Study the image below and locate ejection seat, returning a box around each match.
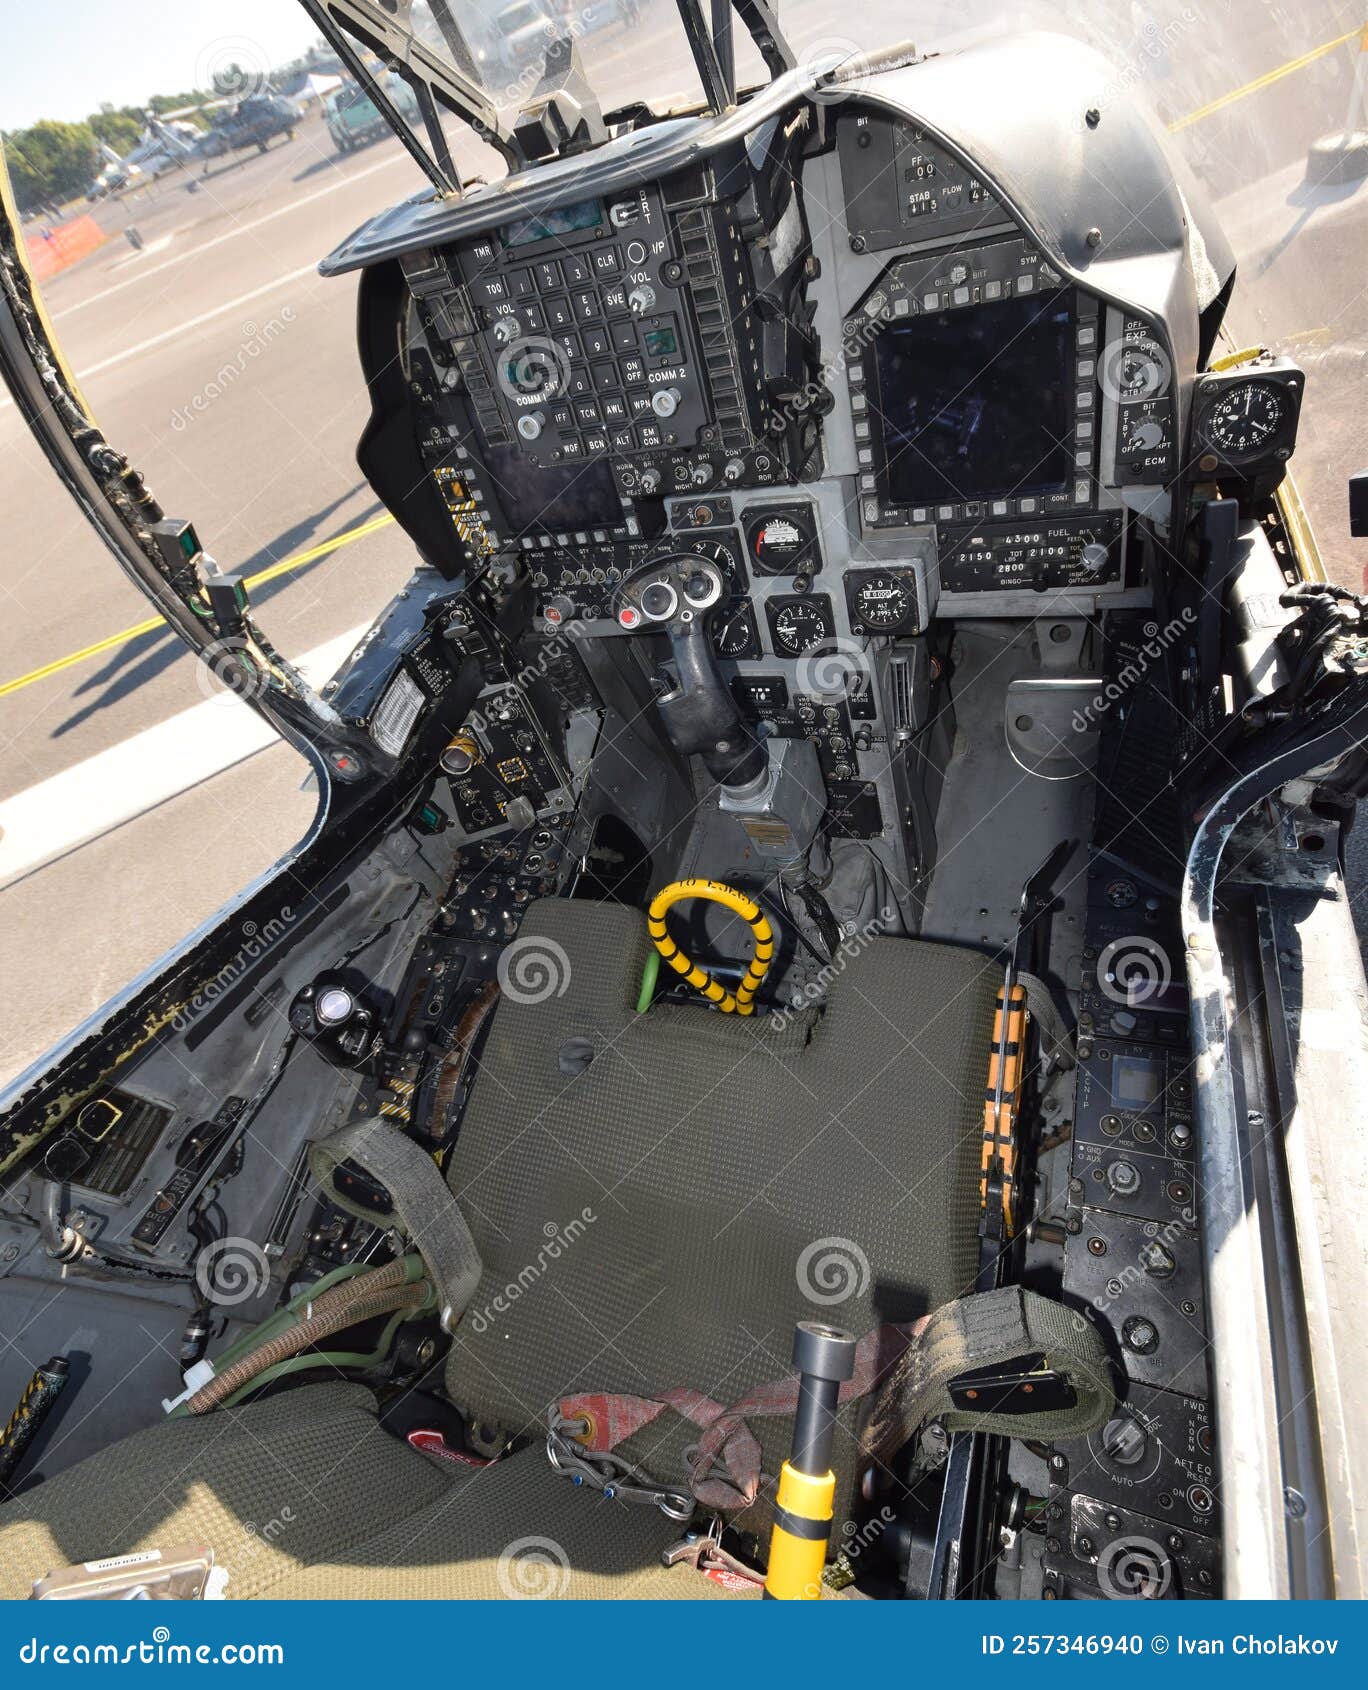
[0,900,1042,1599]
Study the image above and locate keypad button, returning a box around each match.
[621,355,647,386]
[592,362,619,392]
[600,282,628,315]
[574,399,601,425]
[584,327,611,358]
[592,248,620,276]
[559,437,584,458]
[628,391,654,418]
[563,255,591,285]
[609,426,634,451]
[510,270,535,299]
[476,276,508,304]
[585,431,609,454]
[521,304,546,332]
[573,290,601,322]
[546,298,573,330]
[550,404,574,428]
[611,320,637,353]
[601,394,628,422]
[637,421,663,447]
[535,260,563,291]
[568,370,593,398]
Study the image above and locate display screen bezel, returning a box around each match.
[868,287,1076,511]
[482,445,625,537]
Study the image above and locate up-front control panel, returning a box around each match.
[402,158,814,554]
[455,188,712,471]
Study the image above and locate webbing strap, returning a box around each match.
[559,1289,1114,1511]
[560,1323,914,1512]
[862,1285,1114,1460]
[308,1119,482,1331]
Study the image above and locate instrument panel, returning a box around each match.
[394,86,1209,618]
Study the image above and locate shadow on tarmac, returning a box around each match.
[51,488,386,738]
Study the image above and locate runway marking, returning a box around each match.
[74,261,320,382]
[0,512,396,700]
[0,626,367,891]
[1169,25,1362,132]
[110,234,175,270]
[55,150,411,320]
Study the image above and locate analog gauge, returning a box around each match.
[713,602,761,659]
[767,596,834,657]
[849,571,916,632]
[745,505,821,576]
[1201,381,1286,459]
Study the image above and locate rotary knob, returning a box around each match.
[492,317,520,346]
[440,731,482,776]
[651,386,682,419]
[639,467,662,494]
[628,284,657,316]
[516,412,544,441]
[1101,1416,1148,1466]
[541,594,577,626]
[1106,1159,1141,1198]
[1081,541,1110,573]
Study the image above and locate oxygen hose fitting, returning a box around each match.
[764,1321,857,1600]
[646,879,774,1015]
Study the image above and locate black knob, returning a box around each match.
[793,1321,858,1383]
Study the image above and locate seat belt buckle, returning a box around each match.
[948,1352,1077,1416]
[31,1543,224,1600]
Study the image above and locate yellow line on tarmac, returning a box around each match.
[0,511,396,701]
[3,28,1360,700]
[1169,25,1363,132]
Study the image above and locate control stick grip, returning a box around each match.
[657,615,767,787]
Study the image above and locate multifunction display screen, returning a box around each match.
[872,291,1074,506]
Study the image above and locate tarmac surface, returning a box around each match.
[2,0,1367,1079]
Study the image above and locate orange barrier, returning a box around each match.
[24,214,106,282]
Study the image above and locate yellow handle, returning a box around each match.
[646,879,774,1016]
[764,1461,835,1600]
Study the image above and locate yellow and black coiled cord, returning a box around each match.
[646,879,774,1015]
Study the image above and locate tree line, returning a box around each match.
[1,94,208,213]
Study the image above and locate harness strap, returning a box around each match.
[558,1289,1114,1512]
[308,1118,483,1333]
[862,1285,1115,1461]
[559,1322,914,1512]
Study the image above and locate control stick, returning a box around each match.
[656,611,767,787]
[764,1321,858,1600]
